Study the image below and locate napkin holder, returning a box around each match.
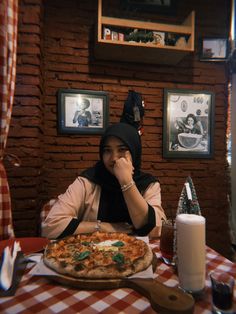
[0,248,27,297]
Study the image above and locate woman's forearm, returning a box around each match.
[121,183,149,229]
[75,221,133,234]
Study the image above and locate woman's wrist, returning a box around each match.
[94,220,101,232]
[121,180,135,192]
[118,175,133,186]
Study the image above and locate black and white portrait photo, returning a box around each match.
[57,89,109,134]
[163,89,215,158]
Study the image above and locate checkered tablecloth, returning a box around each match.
[0,240,235,314]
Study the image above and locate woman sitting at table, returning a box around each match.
[41,122,166,239]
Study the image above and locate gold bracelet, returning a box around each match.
[121,180,135,192]
[95,220,101,232]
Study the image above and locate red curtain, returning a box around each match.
[0,0,18,239]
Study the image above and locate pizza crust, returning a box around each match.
[43,232,153,279]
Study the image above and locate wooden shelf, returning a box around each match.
[94,0,195,65]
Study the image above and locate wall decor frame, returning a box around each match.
[163,89,215,158]
[200,38,229,61]
[57,89,109,134]
[120,0,177,14]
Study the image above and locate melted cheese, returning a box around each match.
[93,240,120,252]
[97,240,119,247]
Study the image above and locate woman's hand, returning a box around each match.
[113,152,134,185]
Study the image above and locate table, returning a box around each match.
[0,240,235,314]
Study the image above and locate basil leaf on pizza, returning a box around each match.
[112,253,125,264]
[74,251,91,261]
[112,241,124,247]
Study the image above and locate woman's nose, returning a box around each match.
[110,151,119,161]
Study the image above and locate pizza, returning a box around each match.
[43,231,153,279]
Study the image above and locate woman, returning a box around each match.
[171,113,204,150]
[181,114,204,135]
[42,123,166,239]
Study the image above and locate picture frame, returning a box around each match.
[120,0,177,14]
[57,89,109,134]
[200,38,229,61]
[163,89,215,158]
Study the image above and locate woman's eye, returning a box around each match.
[119,148,128,153]
[103,148,110,154]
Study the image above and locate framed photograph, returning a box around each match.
[57,89,109,134]
[120,0,177,14]
[163,89,215,158]
[200,38,229,61]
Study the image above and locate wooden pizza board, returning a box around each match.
[45,255,195,314]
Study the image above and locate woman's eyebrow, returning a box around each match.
[103,144,128,149]
[116,144,129,149]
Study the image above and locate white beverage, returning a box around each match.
[176,214,206,293]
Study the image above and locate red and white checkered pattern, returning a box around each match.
[0,241,235,313]
[0,0,18,240]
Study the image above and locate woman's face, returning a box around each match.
[187,117,194,126]
[102,136,132,175]
[79,103,87,111]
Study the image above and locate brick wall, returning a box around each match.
[5,0,233,259]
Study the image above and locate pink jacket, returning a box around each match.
[41,177,166,239]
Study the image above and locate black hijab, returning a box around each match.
[80,122,158,223]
